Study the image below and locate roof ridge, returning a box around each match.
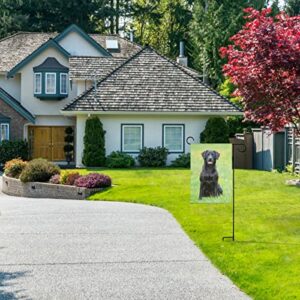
[0,32,55,43]
[147,46,242,112]
[64,45,242,113]
[63,46,147,111]
[70,55,125,59]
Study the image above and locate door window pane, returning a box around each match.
[163,125,184,152]
[122,125,143,152]
[46,73,56,94]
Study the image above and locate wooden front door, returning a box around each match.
[29,126,69,161]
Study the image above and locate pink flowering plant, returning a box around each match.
[74,173,112,189]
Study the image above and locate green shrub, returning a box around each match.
[64,127,74,163]
[171,153,190,168]
[4,158,27,178]
[82,117,106,167]
[227,116,258,138]
[0,140,28,165]
[200,117,229,143]
[106,151,135,168]
[20,158,60,183]
[137,147,168,167]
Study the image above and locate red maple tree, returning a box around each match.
[220,8,300,133]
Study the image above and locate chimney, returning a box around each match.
[129,31,134,43]
[177,41,188,67]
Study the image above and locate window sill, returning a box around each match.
[34,94,68,100]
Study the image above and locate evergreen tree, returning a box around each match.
[285,0,300,16]
[0,0,112,38]
[82,117,106,167]
[190,0,271,87]
[131,0,193,59]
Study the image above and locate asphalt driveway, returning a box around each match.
[0,182,249,299]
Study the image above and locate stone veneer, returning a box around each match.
[2,175,103,200]
[0,98,28,140]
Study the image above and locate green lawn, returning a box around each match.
[77,168,300,299]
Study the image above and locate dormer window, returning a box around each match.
[33,57,69,100]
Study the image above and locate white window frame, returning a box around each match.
[163,124,185,153]
[60,73,68,94]
[121,124,143,153]
[45,72,56,94]
[0,123,10,142]
[34,72,42,94]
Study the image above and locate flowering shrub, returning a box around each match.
[74,173,111,189]
[4,158,27,178]
[61,171,81,185]
[49,174,61,184]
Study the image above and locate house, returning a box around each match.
[0,24,241,167]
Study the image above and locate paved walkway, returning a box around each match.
[0,181,249,299]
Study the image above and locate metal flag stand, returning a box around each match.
[222,142,247,242]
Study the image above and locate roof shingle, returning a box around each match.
[69,56,126,80]
[0,32,141,72]
[64,47,241,114]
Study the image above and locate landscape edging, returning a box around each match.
[1,175,103,200]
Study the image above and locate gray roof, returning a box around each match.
[0,32,55,72]
[64,47,241,114]
[69,56,126,80]
[0,32,141,72]
[69,55,200,80]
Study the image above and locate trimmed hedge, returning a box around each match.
[106,151,135,168]
[137,147,168,167]
[0,140,28,165]
[82,117,106,167]
[171,153,190,168]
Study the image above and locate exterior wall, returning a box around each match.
[0,73,21,101]
[34,115,76,126]
[75,114,209,167]
[0,98,27,140]
[58,31,103,56]
[19,47,77,116]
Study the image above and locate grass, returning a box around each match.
[75,168,300,299]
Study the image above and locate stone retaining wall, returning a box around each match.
[1,175,102,200]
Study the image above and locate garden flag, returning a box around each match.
[190,144,232,203]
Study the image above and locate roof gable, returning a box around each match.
[63,47,241,114]
[7,39,70,78]
[0,31,141,72]
[54,24,112,57]
[0,87,35,123]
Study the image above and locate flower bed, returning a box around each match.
[1,158,112,200]
[1,174,104,200]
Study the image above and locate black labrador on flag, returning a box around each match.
[199,150,223,199]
